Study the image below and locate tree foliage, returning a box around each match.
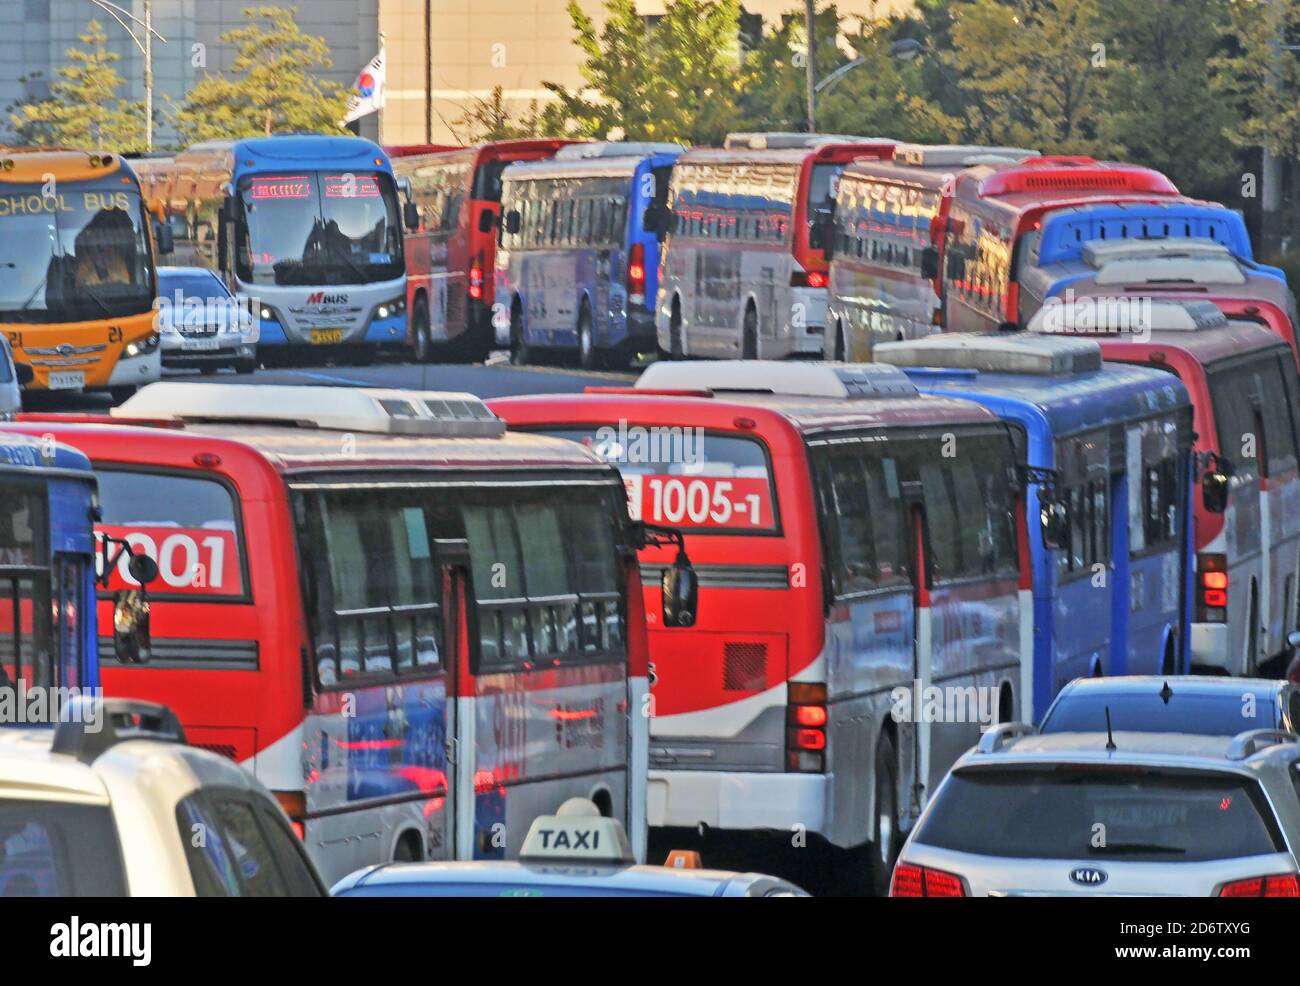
[172,5,349,143]
[450,86,546,143]
[9,20,146,151]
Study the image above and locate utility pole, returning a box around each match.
[87,0,166,152]
[805,0,816,133]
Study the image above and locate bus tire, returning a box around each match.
[864,731,900,896]
[669,298,684,360]
[392,831,422,863]
[742,303,758,360]
[509,301,533,366]
[577,304,602,371]
[108,386,137,405]
[235,358,257,375]
[834,320,846,361]
[412,295,433,363]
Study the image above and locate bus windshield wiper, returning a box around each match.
[1088,842,1186,855]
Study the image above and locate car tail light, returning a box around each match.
[1197,553,1228,622]
[889,862,967,897]
[1218,873,1300,897]
[628,242,646,305]
[469,254,484,301]
[787,681,827,772]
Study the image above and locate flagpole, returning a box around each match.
[377,32,386,145]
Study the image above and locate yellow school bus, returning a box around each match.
[0,148,170,399]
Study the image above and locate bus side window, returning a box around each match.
[916,459,962,583]
[827,454,876,594]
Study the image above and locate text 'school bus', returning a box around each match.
[0,434,101,698]
[391,140,578,362]
[494,142,684,370]
[874,333,1196,720]
[14,384,664,886]
[0,149,171,400]
[655,135,897,360]
[822,144,1037,362]
[1028,299,1300,677]
[491,360,1034,894]
[1019,235,1300,371]
[139,136,409,362]
[940,156,1186,333]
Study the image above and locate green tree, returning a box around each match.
[949,0,1113,154]
[451,86,547,143]
[540,0,741,144]
[9,20,145,151]
[1098,0,1241,200]
[172,5,349,143]
[737,6,844,132]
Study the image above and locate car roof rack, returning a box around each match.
[977,721,1037,754]
[1227,729,1299,761]
[113,383,507,437]
[52,698,187,764]
[876,332,1103,376]
[636,361,918,399]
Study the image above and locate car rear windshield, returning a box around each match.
[337,882,699,898]
[915,767,1284,862]
[1040,693,1273,737]
[0,800,128,896]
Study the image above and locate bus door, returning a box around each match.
[1052,431,1113,683]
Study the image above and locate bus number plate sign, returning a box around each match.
[310,328,345,345]
[624,475,773,529]
[45,371,85,391]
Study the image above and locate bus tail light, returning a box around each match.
[889,862,967,897]
[787,681,827,772]
[469,254,484,301]
[1197,553,1228,622]
[274,790,307,839]
[628,242,646,305]
[790,270,828,289]
[1218,874,1300,897]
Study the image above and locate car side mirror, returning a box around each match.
[1203,469,1230,514]
[478,209,496,233]
[1040,495,1069,551]
[13,361,33,386]
[154,221,174,256]
[920,245,939,281]
[504,209,521,235]
[662,550,699,628]
[403,201,420,232]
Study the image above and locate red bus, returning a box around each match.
[1029,299,1300,677]
[389,140,578,362]
[941,156,1182,332]
[491,359,1034,894]
[823,144,1037,361]
[656,136,897,360]
[15,382,675,886]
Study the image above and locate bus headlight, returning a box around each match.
[124,334,160,358]
[375,296,406,321]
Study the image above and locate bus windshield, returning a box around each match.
[234,171,404,287]
[0,182,153,323]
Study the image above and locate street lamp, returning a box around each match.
[85,0,167,152]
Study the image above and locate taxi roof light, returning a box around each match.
[519,798,635,864]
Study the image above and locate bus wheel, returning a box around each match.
[412,296,433,363]
[108,385,137,405]
[577,305,602,370]
[834,321,846,361]
[670,299,684,359]
[509,302,532,366]
[865,732,900,896]
[392,833,422,863]
[234,358,257,375]
[742,303,758,359]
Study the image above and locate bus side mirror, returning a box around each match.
[112,590,152,665]
[920,246,940,281]
[404,201,421,232]
[1040,495,1069,551]
[154,220,175,256]
[478,209,496,233]
[1203,469,1230,514]
[662,550,698,628]
[13,362,33,386]
[504,210,521,235]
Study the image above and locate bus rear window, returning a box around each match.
[96,470,246,598]
[539,428,778,532]
[0,800,128,896]
[916,768,1283,862]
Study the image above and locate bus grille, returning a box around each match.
[723,642,767,691]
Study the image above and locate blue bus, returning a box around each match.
[875,333,1195,722]
[494,142,683,368]
[157,135,411,363]
[0,433,102,700]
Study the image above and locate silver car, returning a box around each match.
[891,725,1300,897]
[0,698,326,896]
[156,266,259,374]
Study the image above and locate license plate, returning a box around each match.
[46,371,85,391]
[310,328,345,345]
[182,337,222,351]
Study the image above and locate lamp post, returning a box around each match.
[804,0,817,133]
[85,0,167,152]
